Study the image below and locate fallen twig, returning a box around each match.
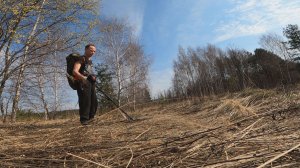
[134,127,152,140]
[257,142,300,168]
[126,148,133,168]
[66,152,111,168]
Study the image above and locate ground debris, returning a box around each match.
[0,88,300,167]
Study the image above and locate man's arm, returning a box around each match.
[73,61,87,81]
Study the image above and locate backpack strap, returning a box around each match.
[78,56,93,77]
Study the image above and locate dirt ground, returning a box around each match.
[0,88,300,167]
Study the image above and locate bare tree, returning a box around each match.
[0,95,12,123]
[125,42,151,111]
[173,46,197,97]
[11,0,46,122]
[259,33,292,84]
[0,0,100,122]
[99,18,133,107]
[98,18,151,118]
[227,49,248,90]
[259,33,292,60]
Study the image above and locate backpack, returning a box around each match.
[66,53,83,90]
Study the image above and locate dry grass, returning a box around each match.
[0,88,300,167]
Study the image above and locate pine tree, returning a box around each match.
[283,24,300,51]
[95,64,115,113]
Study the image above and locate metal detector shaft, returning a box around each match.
[95,85,134,121]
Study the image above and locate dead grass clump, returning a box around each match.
[214,98,258,122]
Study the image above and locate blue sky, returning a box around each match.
[100,0,300,97]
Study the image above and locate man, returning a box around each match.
[73,44,98,125]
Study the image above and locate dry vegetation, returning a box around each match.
[0,87,300,168]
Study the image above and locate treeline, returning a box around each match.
[162,24,300,98]
[170,46,299,98]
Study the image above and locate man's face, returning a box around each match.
[85,46,96,58]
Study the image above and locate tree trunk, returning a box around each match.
[37,70,49,120]
[116,51,122,107]
[0,99,4,123]
[11,0,45,122]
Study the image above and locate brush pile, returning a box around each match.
[0,88,299,167]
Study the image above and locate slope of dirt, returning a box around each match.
[0,88,300,167]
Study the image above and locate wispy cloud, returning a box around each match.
[101,0,146,37]
[161,0,211,47]
[228,0,258,13]
[215,0,300,42]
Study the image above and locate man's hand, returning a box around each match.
[87,74,96,83]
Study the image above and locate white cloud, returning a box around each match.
[228,0,258,13]
[215,0,300,42]
[149,68,173,98]
[101,0,145,37]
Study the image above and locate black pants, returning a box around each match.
[77,81,98,122]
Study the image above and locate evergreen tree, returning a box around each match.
[283,24,300,60]
[95,64,115,113]
[283,24,300,51]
